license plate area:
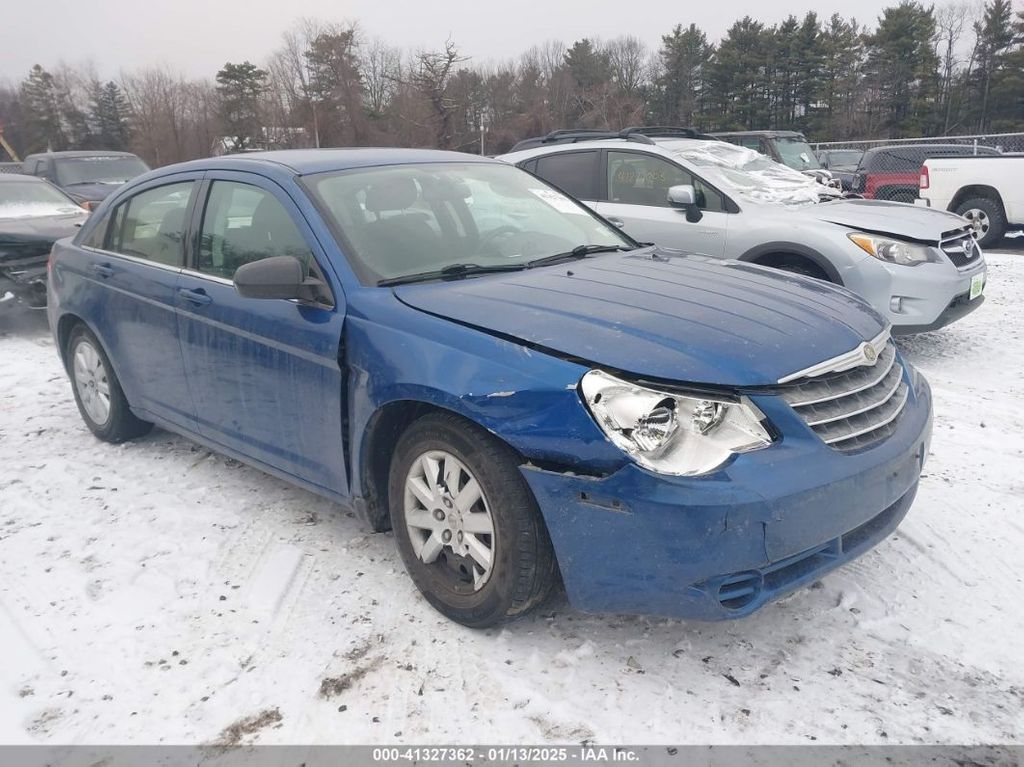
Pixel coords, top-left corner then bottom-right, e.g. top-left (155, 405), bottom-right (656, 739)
top-left (970, 273), bottom-right (985, 301)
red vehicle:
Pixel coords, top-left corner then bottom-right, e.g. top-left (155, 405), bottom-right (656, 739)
top-left (851, 144), bottom-right (1000, 202)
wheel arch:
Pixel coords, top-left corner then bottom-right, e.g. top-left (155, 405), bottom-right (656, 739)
top-left (355, 398), bottom-right (526, 533)
top-left (55, 312), bottom-right (136, 404)
top-left (737, 243), bottom-right (843, 284)
top-left (949, 185), bottom-right (1005, 215)
top-left (56, 312), bottom-right (96, 370)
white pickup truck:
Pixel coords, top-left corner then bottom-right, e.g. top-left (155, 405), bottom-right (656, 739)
top-left (918, 155), bottom-right (1023, 248)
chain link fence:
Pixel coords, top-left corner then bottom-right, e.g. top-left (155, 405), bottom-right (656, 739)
top-left (0, 162), bottom-right (22, 174)
top-left (811, 132), bottom-right (1024, 201)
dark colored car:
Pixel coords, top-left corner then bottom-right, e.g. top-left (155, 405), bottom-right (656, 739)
top-left (710, 130), bottom-right (834, 185)
top-left (851, 144), bottom-right (1001, 202)
top-left (0, 174), bottom-right (87, 311)
top-left (22, 150), bottom-right (150, 211)
top-left (817, 149), bottom-right (864, 191)
top-left (48, 149), bottom-right (932, 628)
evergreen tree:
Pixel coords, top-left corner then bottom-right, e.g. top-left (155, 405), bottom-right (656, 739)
top-left (814, 15), bottom-right (863, 139)
top-left (971, 0), bottom-right (1017, 130)
top-left (19, 65), bottom-right (66, 152)
top-left (304, 29), bottom-right (365, 145)
top-left (863, 1), bottom-right (941, 136)
top-left (707, 17), bottom-right (772, 129)
top-left (215, 61), bottom-right (269, 151)
top-left (654, 24), bottom-right (712, 127)
top-left (90, 81), bottom-right (131, 150)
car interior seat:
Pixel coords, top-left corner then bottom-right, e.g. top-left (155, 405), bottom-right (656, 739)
top-left (358, 176), bottom-right (443, 277)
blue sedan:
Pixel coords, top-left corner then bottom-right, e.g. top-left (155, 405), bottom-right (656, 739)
top-left (47, 149), bottom-right (932, 627)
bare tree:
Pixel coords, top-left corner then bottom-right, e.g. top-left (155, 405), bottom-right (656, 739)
top-left (406, 39), bottom-right (468, 148)
top-left (605, 36), bottom-right (648, 97)
top-left (935, 1), bottom-right (970, 131)
top-left (362, 36), bottom-right (402, 117)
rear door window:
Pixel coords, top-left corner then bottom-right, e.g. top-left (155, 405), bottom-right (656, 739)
top-left (607, 151), bottom-right (725, 212)
top-left (108, 182), bottom-right (195, 267)
top-left (532, 151), bottom-right (599, 199)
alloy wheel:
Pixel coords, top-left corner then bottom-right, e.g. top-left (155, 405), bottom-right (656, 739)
top-left (73, 339), bottom-right (111, 426)
top-left (403, 450), bottom-right (496, 590)
top-left (962, 208), bottom-right (990, 239)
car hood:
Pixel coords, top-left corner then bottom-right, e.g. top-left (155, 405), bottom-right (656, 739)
top-left (393, 252), bottom-right (886, 387)
top-left (801, 198), bottom-right (966, 241)
top-left (0, 213), bottom-right (85, 260)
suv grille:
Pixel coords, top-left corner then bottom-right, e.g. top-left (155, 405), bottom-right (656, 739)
top-left (940, 227), bottom-right (981, 269)
top-left (779, 343), bottom-right (908, 452)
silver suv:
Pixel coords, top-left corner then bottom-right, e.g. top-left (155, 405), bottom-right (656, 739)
top-left (498, 128), bottom-right (987, 334)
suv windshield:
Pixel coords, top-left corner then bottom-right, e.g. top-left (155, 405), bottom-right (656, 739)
top-left (306, 162), bottom-right (634, 284)
top-left (773, 137), bottom-right (821, 170)
top-left (0, 179), bottom-right (83, 219)
top-left (671, 141), bottom-right (827, 206)
top-left (54, 156), bottom-right (149, 187)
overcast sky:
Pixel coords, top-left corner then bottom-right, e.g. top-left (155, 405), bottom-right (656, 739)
top-left (4, 0), bottom-right (905, 82)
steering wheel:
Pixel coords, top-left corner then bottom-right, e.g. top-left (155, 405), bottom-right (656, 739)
top-left (478, 225), bottom-right (521, 252)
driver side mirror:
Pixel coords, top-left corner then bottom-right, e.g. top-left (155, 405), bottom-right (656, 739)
top-left (667, 184), bottom-right (703, 223)
top-left (234, 255), bottom-right (327, 304)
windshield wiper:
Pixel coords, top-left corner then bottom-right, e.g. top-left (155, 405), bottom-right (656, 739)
top-left (526, 244), bottom-right (632, 268)
top-left (378, 262), bottom-right (527, 287)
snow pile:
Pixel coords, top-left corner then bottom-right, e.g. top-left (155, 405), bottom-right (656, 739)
top-left (670, 140), bottom-right (834, 206)
top-left (0, 203), bottom-right (83, 220)
top-left (0, 254), bottom-right (1022, 745)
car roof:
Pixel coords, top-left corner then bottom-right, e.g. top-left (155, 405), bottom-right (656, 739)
top-left (23, 150), bottom-right (140, 160)
top-left (161, 148), bottom-right (496, 177)
top-left (499, 136), bottom-right (711, 163)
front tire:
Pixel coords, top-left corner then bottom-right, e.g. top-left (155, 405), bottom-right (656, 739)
top-left (388, 412), bottom-right (557, 628)
top-left (67, 324), bottom-right (152, 443)
top-left (955, 197), bottom-right (1006, 249)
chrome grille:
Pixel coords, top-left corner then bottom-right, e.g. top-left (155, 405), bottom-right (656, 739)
top-left (940, 227), bottom-right (981, 269)
top-left (779, 341), bottom-right (908, 452)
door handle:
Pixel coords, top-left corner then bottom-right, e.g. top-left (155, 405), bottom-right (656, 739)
top-left (177, 288), bottom-right (212, 306)
top-left (606, 217), bottom-right (626, 228)
top-left (90, 262), bottom-right (113, 278)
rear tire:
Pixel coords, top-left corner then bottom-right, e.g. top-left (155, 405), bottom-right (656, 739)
top-left (67, 324), bottom-right (152, 443)
top-left (388, 412), bottom-right (557, 628)
top-left (955, 196), bottom-right (1006, 250)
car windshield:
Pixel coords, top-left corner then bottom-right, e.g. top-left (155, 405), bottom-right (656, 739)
top-left (773, 137), bottom-right (821, 170)
top-left (306, 162), bottom-right (634, 284)
top-left (822, 150), bottom-right (862, 169)
top-left (54, 156), bottom-right (150, 186)
top-left (670, 141), bottom-right (828, 206)
top-left (0, 179), bottom-right (83, 219)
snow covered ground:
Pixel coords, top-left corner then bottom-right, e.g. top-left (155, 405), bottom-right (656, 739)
top-left (1, 253), bottom-right (1022, 747)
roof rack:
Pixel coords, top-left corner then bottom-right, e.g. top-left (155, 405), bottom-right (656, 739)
top-left (509, 126), bottom-right (714, 153)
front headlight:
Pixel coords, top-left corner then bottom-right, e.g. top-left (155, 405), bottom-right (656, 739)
top-left (580, 370), bottom-right (774, 476)
top-left (848, 233), bottom-right (939, 266)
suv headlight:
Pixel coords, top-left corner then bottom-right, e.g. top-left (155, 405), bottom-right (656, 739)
top-left (580, 370), bottom-right (774, 476)
top-left (848, 233), bottom-right (939, 266)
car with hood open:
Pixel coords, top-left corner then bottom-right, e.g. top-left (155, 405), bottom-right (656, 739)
top-left (48, 148), bottom-right (933, 627)
top-left (0, 173), bottom-right (88, 312)
top-left (22, 150), bottom-right (150, 211)
top-left (500, 127), bottom-right (987, 335)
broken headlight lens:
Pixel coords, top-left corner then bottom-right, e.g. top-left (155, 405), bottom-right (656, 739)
top-left (580, 370), bottom-right (774, 476)
top-left (848, 233), bottom-right (939, 266)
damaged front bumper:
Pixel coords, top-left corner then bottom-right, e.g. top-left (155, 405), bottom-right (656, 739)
top-left (521, 370), bottom-right (932, 620)
top-left (0, 261), bottom-right (48, 311)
